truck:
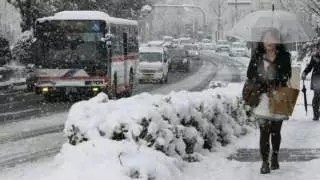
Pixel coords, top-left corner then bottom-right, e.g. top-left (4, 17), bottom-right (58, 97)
top-left (138, 46), bottom-right (169, 84)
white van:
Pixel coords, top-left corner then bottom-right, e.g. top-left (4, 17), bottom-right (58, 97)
top-left (138, 46), bottom-right (169, 83)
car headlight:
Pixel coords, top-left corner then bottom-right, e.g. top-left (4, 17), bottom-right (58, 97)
top-left (183, 58), bottom-right (188, 64)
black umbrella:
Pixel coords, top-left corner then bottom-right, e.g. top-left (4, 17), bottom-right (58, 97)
top-left (302, 80), bottom-right (308, 115)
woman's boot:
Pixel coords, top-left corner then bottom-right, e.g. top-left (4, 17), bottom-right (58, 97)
top-left (271, 153), bottom-right (280, 170)
top-left (259, 119), bottom-right (271, 174)
top-left (260, 161), bottom-right (271, 174)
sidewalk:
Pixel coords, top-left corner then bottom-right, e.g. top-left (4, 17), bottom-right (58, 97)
top-left (183, 80), bottom-right (320, 180)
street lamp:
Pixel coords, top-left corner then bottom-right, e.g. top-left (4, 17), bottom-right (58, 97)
top-left (139, 5), bottom-right (153, 43)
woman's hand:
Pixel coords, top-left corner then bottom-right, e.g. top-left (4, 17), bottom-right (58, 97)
top-left (301, 72), bottom-right (306, 80)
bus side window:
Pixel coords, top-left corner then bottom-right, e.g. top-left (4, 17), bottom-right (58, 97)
top-left (111, 24), bottom-right (122, 56)
top-left (123, 31), bottom-right (128, 56)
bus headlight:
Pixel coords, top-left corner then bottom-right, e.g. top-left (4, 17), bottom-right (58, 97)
top-left (42, 87), bottom-right (49, 93)
top-left (92, 87), bottom-right (99, 92)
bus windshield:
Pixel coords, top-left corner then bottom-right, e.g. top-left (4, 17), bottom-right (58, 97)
top-left (33, 20), bottom-right (107, 69)
top-left (139, 53), bottom-right (162, 62)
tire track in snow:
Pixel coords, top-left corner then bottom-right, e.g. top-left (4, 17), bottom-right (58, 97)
top-left (0, 53), bottom-right (242, 168)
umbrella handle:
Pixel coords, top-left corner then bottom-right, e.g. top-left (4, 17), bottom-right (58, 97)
top-left (272, 4), bottom-right (274, 11)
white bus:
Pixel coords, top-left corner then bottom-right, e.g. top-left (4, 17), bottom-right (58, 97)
top-left (28, 11), bottom-right (139, 100)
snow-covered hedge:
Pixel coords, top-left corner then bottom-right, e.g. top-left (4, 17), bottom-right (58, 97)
top-left (11, 31), bottom-right (33, 65)
top-left (61, 90), bottom-right (252, 179)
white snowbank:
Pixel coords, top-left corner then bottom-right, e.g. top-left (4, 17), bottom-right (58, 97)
top-left (44, 139), bottom-right (184, 180)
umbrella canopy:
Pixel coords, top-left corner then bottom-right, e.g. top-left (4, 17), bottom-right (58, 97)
top-left (227, 10), bottom-right (316, 43)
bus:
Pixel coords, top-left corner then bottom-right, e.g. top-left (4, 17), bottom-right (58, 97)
top-left (28, 11), bottom-right (139, 100)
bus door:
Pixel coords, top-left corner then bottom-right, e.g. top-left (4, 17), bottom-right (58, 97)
top-left (123, 30), bottom-right (129, 86)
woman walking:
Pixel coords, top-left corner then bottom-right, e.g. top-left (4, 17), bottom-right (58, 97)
top-left (246, 29), bottom-right (291, 174)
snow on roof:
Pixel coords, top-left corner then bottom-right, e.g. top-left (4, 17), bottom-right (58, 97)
top-left (139, 46), bottom-right (164, 53)
top-left (37, 11), bottom-right (137, 26)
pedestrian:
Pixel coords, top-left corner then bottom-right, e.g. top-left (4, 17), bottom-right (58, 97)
top-left (301, 42), bottom-right (320, 121)
top-left (246, 28), bottom-right (291, 174)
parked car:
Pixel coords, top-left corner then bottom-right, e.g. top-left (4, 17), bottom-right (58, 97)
top-left (216, 40), bottom-right (230, 53)
top-left (229, 42), bottom-right (247, 57)
top-left (168, 49), bottom-right (191, 72)
top-left (138, 46), bottom-right (169, 84)
top-left (183, 44), bottom-right (200, 60)
top-left (0, 37), bottom-right (11, 66)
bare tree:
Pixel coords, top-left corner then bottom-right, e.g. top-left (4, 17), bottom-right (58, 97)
top-left (210, 0), bottom-right (226, 40)
top-left (307, 0), bottom-right (320, 17)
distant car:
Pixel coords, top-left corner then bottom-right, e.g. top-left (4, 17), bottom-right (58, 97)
top-left (178, 37), bottom-right (193, 46)
top-left (183, 44), bottom-right (200, 60)
top-left (216, 40), bottom-right (230, 53)
top-left (146, 41), bottom-right (166, 47)
top-left (0, 37), bottom-right (11, 66)
top-left (163, 36), bottom-right (173, 43)
top-left (168, 49), bottom-right (191, 72)
top-left (209, 81), bottom-right (228, 89)
top-left (201, 39), bottom-right (211, 44)
top-left (201, 43), bottom-right (216, 51)
top-left (229, 42), bottom-right (247, 57)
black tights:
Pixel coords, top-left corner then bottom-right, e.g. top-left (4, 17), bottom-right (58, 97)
top-left (313, 91), bottom-right (320, 118)
top-left (259, 119), bottom-right (283, 161)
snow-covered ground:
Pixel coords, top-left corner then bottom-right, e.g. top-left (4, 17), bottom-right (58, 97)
top-left (0, 83), bottom-right (250, 180)
top-left (1, 58), bottom-right (318, 180)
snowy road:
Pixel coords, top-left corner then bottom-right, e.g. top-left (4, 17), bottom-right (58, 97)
top-left (0, 56), bottom-right (204, 123)
top-left (0, 52), bottom-right (244, 169)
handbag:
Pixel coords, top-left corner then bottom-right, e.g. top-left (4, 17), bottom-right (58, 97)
top-left (269, 66), bottom-right (301, 116)
top-left (242, 79), bottom-right (263, 107)
top-left (269, 86), bottom-right (299, 116)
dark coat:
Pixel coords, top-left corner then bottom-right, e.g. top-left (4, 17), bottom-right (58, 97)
top-left (303, 54), bottom-right (320, 90)
top-left (247, 51), bottom-right (292, 93)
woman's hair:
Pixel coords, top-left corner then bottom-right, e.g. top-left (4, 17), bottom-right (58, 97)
top-left (252, 28), bottom-right (289, 59)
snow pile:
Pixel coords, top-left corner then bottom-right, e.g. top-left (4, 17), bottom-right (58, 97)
top-left (55, 90), bottom-right (252, 179)
top-left (45, 139), bottom-right (184, 180)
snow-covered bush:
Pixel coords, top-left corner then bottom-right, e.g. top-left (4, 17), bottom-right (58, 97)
top-left (11, 31), bottom-right (33, 65)
top-left (66, 90), bottom-right (250, 153)
top-left (60, 90), bottom-right (252, 179)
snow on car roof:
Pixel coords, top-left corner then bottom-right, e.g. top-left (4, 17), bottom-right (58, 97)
top-left (147, 41), bottom-right (165, 46)
top-left (139, 46), bottom-right (164, 53)
top-left (37, 11), bottom-right (137, 26)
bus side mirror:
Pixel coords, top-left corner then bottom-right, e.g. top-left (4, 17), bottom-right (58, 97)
top-left (101, 33), bottom-right (113, 47)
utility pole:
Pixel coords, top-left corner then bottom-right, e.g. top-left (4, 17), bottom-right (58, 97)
top-left (235, 0), bottom-right (238, 23)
